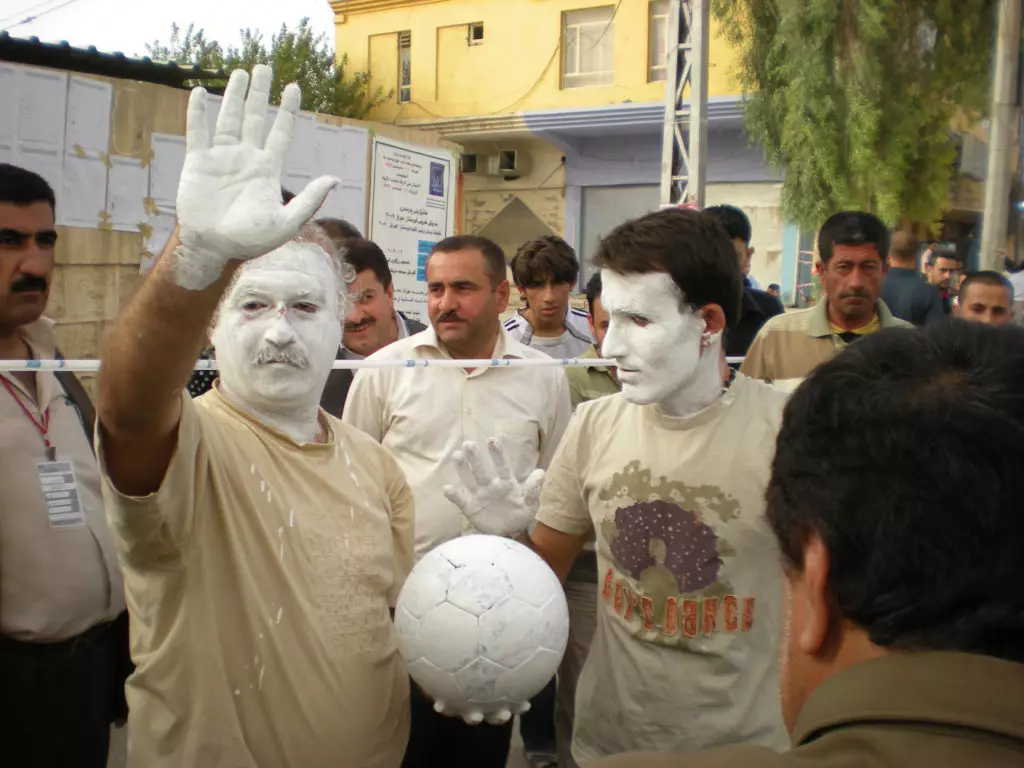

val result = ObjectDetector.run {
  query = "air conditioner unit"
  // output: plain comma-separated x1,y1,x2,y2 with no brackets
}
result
482,150,531,179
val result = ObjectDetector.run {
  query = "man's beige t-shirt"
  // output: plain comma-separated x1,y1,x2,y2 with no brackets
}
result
535,376,789,762
99,388,414,768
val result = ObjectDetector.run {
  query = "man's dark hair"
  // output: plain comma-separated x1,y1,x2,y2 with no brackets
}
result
593,208,742,327
767,322,1024,664
510,236,579,287
817,211,889,264
0,163,56,213
316,217,363,242
767,283,780,292
927,248,957,267
339,237,392,289
585,272,603,317
704,204,752,246
281,187,295,204
429,234,507,287
960,270,1014,303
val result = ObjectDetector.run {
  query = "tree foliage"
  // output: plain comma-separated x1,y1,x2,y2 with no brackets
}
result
145,19,390,119
712,0,997,229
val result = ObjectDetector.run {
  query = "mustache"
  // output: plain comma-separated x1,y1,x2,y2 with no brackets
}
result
252,348,309,369
436,311,464,323
839,289,872,300
11,275,48,293
344,318,375,332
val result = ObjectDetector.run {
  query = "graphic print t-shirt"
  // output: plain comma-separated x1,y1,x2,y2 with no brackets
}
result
535,375,789,761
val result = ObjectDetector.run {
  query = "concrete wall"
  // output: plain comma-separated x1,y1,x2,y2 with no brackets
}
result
335,0,743,122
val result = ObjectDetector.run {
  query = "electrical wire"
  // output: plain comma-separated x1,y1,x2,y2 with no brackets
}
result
0,0,84,30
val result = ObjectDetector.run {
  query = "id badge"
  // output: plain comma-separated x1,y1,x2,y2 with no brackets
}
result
37,460,86,529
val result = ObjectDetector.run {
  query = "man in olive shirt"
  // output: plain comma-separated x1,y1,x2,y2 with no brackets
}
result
565,272,619,409
593,322,1024,767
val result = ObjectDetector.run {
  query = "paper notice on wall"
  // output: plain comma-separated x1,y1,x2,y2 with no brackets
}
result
17,67,67,151
107,156,149,232
369,137,456,322
313,123,369,234
205,94,223,139
0,65,17,144
150,133,185,210
0,145,12,164
60,154,108,228
15,145,63,202
283,113,316,176
141,210,177,275
65,76,112,156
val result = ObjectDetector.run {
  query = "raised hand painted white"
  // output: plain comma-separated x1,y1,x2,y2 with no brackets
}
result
600,269,724,418
211,242,342,443
443,438,544,537
173,65,338,290
395,535,569,725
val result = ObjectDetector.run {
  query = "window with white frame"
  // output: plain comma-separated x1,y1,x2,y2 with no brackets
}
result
648,1,669,82
398,31,411,103
561,6,615,89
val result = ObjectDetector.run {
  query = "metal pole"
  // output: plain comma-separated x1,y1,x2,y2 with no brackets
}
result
979,0,1022,270
660,0,709,207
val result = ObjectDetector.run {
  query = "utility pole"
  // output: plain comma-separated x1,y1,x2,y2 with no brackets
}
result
660,0,710,208
979,0,1022,270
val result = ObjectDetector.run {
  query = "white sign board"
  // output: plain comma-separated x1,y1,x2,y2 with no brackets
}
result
368,137,456,322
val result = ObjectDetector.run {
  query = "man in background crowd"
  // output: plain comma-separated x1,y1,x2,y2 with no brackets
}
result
925,248,958,315
0,163,127,767
319,236,426,416
704,205,784,358
594,322,1024,767
766,283,781,300
564,272,619,409
954,271,1015,326
504,235,593,359
881,231,945,326
344,234,571,768
742,211,910,385
316,216,361,241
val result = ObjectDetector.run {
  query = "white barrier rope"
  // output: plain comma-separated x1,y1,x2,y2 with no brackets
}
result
0,357,746,372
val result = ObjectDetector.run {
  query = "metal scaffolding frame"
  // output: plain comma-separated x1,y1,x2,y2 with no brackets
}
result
659,0,710,208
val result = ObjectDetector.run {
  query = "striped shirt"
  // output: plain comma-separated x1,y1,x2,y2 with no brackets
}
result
503,307,594,359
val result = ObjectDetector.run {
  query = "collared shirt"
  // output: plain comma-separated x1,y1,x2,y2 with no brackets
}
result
343,325,572,557
564,345,620,410
503,306,594,359
588,651,1024,767
726,287,785,358
740,299,910,385
881,267,946,327
339,310,413,362
0,317,124,641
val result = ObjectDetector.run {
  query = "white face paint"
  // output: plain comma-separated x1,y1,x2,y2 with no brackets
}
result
211,242,341,442
599,269,723,418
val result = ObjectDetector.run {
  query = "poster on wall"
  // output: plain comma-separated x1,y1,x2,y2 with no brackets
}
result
369,137,456,322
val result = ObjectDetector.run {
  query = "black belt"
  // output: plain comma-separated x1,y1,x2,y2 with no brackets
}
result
0,619,114,657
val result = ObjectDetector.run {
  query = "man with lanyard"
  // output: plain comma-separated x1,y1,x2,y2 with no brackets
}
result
446,208,791,763
0,162,126,767
741,211,910,386
504,235,593,358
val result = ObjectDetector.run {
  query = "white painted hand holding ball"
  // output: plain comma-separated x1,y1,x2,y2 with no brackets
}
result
443,438,544,537
174,65,338,290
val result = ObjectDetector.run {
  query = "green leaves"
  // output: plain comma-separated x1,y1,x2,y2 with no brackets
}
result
713,0,997,230
144,19,390,120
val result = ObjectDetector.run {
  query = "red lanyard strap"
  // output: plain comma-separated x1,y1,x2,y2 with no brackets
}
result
1,376,52,450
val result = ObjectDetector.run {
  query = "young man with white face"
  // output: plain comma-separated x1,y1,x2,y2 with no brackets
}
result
448,209,790,763
96,66,414,767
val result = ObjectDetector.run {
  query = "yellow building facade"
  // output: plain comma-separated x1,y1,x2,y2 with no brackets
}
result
331,0,797,299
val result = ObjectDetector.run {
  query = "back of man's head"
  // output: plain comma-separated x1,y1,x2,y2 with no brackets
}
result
315,217,362,244
769,322,1024,702
593,208,742,327
818,211,889,263
0,163,55,212
888,230,919,267
510,236,579,287
704,204,752,246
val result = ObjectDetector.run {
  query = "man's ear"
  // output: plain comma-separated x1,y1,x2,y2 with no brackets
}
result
386,282,394,300
698,304,727,335
814,260,825,277
798,533,834,657
496,280,511,313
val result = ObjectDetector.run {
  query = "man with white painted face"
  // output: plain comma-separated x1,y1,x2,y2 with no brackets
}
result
96,66,414,767
343,233,572,768
448,209,790,763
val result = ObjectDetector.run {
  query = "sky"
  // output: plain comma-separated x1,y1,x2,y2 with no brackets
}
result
1,0,338,57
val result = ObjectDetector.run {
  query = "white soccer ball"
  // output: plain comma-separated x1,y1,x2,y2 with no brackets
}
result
395,535,569,723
